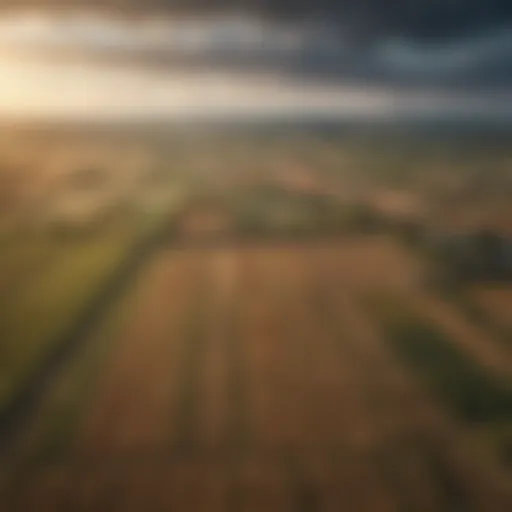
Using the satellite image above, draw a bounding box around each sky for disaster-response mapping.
[0,0,511,41]
[0,8,509,123]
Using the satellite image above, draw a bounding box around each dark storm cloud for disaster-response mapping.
[0,0,510,88]
[315,0,512,40]
[2,0,512,41]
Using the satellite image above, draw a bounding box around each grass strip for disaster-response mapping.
[368,296,512,425]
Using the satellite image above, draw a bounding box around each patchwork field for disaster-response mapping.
[0,238,511,511]
[1,128,512,510]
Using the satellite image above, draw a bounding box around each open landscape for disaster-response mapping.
[0,125,512,510]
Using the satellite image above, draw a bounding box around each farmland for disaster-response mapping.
[1,125,512,510]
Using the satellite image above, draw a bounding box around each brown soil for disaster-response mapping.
[2,239,512,511]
